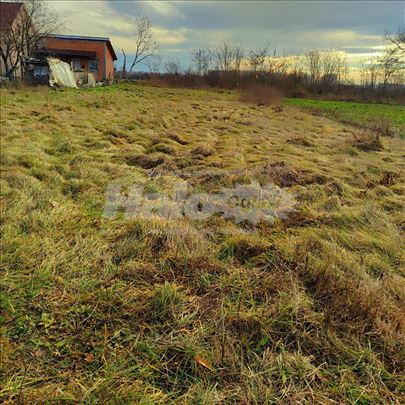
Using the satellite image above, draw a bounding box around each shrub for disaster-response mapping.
[349,130,383,152]
[370,117,397,137]
[239,84,283,106]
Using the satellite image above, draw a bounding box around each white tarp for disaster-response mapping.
[47,58,77,88]
[87,72,96,87]
[74,71,96,87]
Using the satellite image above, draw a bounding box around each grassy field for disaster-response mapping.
[1,83,404,403]
[285,98,405,138]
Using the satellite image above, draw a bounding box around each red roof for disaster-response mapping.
[47,34,118,61]
[0,2,23,32]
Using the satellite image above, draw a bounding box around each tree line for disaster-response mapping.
[120,19,404,94]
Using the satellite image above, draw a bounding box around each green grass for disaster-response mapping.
[285,98,405,137]
[1,83,404,403]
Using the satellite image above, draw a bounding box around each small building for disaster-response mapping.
[35,34,117,82]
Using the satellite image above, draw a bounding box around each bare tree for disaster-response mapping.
[214,38,234,71]
[213,38,245,72]
[290,53,303,75]
[265,47,279,74]
[275,50,290,76]
[233,42,244,72]
[121,49,127,78]
[191,48,211,75]
[165,59,182,75]
[320,50,338,87]
[286,52,303,82]
[375,28,405,92]
[0,0,62,78]
[249,45,269,72]
[384,27,405,55]
[335,51,348,84]
[124,16,158,75]
[359,56,380,87]
[146,54,161,74]
[378,45,405,89]
[320,50,347,87]
[304,48,322,86]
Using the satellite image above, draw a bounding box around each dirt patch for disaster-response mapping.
[279,210,316,228]
[125,153,166,169]
[260,162,327,187]
[379,171,401,186]
[191,144,216,157]
[148,159,179,176]
[168,133,189,145]
[225,314,263,343]
[262,161,302,187]
[186,169,252,190]
[307,173,328,185]
[325,181,344,196]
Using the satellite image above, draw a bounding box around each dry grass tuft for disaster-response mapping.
[149,282,185,322]
[153,143,177,155]
[349,129,383,151]
[287,137,314,147]
[219,234,271,264]
[191,144,216,157]
[370,116,398,137]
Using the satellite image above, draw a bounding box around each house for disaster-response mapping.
[35,34,117,81]
[1,1,117,83]
[0,1,30,78]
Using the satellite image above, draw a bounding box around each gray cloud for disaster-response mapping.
[107,1,403,33]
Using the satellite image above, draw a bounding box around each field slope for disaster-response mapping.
[286,98,405,138]
[1,84,404,403]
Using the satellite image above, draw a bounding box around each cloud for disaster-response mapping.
[48,0,132,37]
[145,1,184,19]
[153,27,187,46]
[301,30,381,46]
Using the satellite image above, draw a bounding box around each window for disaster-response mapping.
[89,60,99,71]
[71,59,81,71]
[33,66,49,77]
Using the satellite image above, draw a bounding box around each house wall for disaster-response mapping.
[0,5,29,78]
[105,44,115,81]
[44,37,115,81]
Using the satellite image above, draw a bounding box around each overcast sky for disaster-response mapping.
[49,0,405,70]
